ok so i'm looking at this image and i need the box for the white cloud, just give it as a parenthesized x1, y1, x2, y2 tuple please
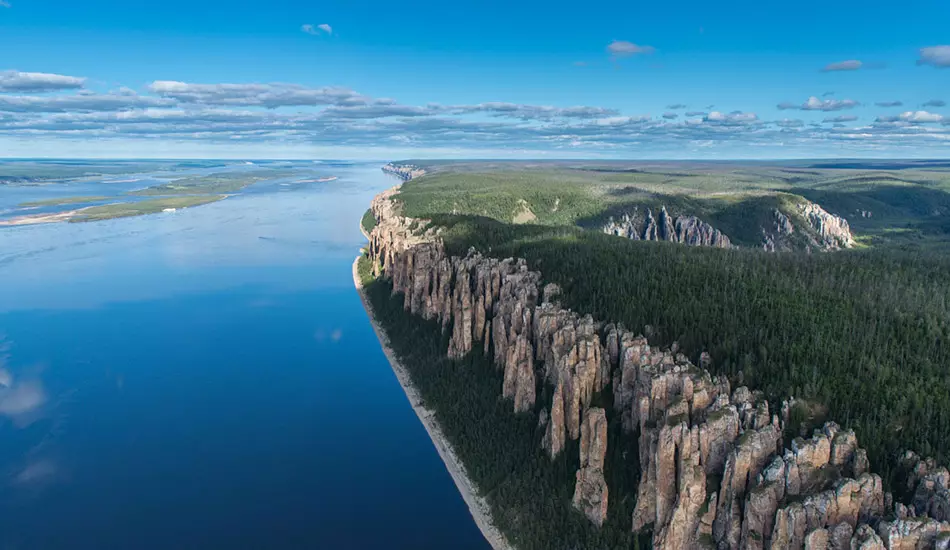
(302, 23, 332, 36)
(2, 71, 949, 156)
(822, 60, 862, 72)
(0, 70, 86, 93)
(779, 96, 859, 111)
(607, 40, 655, 57)
(704, 111, 758, 124)
(899, 111, 944, 123)
(0, 91, 173, 113)
(147, 81, 367, 108)
(449, 102, 618, 119)
(918, 46, 950, 68)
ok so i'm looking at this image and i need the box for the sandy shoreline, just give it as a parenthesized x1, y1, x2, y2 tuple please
(351, 254, 513, 550)
(0, 209, 79, 226)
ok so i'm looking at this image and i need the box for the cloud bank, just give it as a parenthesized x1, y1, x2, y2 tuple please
(0, 71, 86, 93)
(2, 72, 949, 157)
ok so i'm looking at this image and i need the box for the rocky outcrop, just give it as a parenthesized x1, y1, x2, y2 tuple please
(382, 162, 426, 181)
(573, 407, 609, 526)
(799, 202, 855, 250)
(763, 202, 855, 252)
(603, 206, 732, 248)
(365, 181, 950, 546)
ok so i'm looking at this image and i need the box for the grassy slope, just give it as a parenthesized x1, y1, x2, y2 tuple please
(360, 209, 377, 235)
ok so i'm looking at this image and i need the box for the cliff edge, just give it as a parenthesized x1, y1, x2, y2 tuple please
(362, 180, 950, 550)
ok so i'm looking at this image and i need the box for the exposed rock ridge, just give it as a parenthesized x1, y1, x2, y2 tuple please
(763, 202, 855, 252)
(603, 206, 733, 248)
(798, 202, 855, 250)
(365, 182, 950, 548)
(382, 162, 427, 181)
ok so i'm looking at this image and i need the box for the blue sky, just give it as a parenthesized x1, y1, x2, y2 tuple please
(1, 0, 949, 158)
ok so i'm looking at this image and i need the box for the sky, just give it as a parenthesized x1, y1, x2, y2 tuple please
(1, 0, 949, 159)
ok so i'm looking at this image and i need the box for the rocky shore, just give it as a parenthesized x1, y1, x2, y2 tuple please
(351, 247, 512, 550)
(361, 179, 950, 549)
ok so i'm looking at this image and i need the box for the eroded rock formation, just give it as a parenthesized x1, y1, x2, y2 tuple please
(573, 407, 609, 526)
(763, 202, 855, 252)
(799, 202, 855, 250)
(366, 180, 950, 548)
(603, 206, 733, 248)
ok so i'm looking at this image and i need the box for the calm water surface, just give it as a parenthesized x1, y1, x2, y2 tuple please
(0, 162, 490, 550)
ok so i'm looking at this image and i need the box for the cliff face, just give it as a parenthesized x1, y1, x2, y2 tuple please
(763, 202, 855, 252)
(603, 206, 733, 248)
(365, 182, 950, 549)
(382, 163, 427, 181)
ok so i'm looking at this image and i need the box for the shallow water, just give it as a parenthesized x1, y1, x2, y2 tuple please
(0, 162, 491, 549)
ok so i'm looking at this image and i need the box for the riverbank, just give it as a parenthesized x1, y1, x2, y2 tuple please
(351, 254, 513, 550)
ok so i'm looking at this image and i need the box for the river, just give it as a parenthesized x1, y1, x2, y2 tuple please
(0, 161, 491, 549)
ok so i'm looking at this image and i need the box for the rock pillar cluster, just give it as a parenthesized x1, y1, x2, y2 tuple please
(366, 183, 950, 547)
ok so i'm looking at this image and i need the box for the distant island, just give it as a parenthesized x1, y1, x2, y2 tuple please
(356, 161, 950, 549)
(2, 169, 290, 226)
(1, 196, 227, 226)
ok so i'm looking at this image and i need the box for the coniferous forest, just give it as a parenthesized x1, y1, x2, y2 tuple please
(428, 214, 950, 482)
(363, 264, 652, 550)
(363, 162, 950, 548)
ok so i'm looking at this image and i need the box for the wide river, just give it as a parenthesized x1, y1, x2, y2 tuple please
(0, 161, 490, 549)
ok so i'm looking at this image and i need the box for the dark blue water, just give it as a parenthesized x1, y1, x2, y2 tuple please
(0, 163, 491, 550)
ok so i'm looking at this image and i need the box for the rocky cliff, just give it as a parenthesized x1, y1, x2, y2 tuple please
(382, 162, 427, 181)
(603, 206, 733, 248)
(365, 181, 950, 549)
(762, 202, 855, 252)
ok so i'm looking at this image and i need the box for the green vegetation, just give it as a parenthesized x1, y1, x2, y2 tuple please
(356, 253, 375, 287)
(19, 195, 111, 207)
(364, 274, 651, 550)
(382, 160, 950, 488)
(426, 213, 950, 482)
(130, 171, 285, 195)
(361, 208, 377, 235)
(69, 195, 226, 222)
(396, 162, 950, 250)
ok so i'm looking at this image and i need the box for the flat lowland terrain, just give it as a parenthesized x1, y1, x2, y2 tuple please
(69, 195, 227, 222)
(19, 196, 112, 207)
(129, 171, 289, 195)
